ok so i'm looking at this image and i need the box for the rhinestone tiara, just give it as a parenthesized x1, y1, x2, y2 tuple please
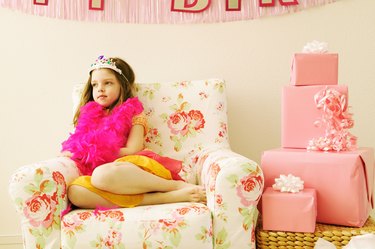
(90, 55, 122, 75)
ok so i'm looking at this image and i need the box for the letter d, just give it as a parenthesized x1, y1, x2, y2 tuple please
(171, 0, 211, 12)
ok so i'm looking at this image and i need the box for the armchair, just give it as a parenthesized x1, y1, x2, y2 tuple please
(9, 79, 264, 249)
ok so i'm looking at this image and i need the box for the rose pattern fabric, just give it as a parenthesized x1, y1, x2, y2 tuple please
(198, 147, 263, 249)
(24, 193, 57, 228)
(9, 79, 263, 249)
(137, 80, 230, 165)
(9, 157, 79, 249)
(60, 203, 212, 248)
(164, 97, 206, 152)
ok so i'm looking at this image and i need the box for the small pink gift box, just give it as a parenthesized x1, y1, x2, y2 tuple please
(261, 148, 375, 227)
(281, 85, 348, 149)
(291, 53, 338, 85)
(262, 187, 317, 233)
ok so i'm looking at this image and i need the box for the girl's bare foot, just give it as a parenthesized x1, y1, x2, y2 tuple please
(168, 186, 206, 203)
(140, 185, 207, 205)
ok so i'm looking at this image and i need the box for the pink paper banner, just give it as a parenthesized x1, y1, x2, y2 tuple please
(0, 0, 336, 23)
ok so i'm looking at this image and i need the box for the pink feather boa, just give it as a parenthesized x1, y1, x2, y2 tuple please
(61, 97, 143, 175)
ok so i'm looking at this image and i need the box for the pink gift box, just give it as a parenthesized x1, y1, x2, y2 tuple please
(262, 187, 317, 233)
(291, 53, 338, 85)
(282, 85, 348, 149)
(261, 147, 375, 227)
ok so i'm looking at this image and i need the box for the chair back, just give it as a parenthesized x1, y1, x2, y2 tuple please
(73, 79, 230, 181)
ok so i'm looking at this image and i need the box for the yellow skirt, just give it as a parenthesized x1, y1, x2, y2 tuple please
(70, 155, 174, 207)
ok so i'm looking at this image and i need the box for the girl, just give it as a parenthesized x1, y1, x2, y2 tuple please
(62, 55, 205, 208)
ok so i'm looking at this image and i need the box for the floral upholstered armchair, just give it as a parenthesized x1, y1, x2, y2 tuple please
(9, 79, 264, 249)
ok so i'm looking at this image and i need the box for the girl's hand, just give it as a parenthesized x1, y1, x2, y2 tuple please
(60, 151, 73, 158)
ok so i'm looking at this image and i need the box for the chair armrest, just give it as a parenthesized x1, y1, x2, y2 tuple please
(195, 147, 264, 249)
(9, 157, 79, 249)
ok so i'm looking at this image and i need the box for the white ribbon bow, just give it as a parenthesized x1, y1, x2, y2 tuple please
(272, 174, 304, 193)
(302, 40, 328, 53)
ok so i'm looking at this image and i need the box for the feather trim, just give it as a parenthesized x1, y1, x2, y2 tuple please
(61, 97, 144, 175)
(93, 205, 118, 217)
(60, 203, 72, 218)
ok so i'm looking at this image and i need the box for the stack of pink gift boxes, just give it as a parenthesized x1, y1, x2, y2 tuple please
(261, 41, 375, 233)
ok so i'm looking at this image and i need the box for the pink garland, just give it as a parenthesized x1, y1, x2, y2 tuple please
(0, 0, 336, 24)
(307, 87, 357, 152)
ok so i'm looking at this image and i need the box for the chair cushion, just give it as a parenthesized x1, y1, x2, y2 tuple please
(61, 203, 213, 249)
(136, 79, 230, 181)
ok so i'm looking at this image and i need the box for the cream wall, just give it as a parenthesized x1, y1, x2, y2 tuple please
(1, 0, 374, 239)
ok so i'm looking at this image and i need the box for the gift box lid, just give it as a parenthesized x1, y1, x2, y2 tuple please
(290, 53, 338, 85)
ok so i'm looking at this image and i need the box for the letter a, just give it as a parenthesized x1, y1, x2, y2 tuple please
(171, 0, 211, 12)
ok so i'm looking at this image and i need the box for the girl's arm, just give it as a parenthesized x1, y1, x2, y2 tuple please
(118, 124, 145, 157)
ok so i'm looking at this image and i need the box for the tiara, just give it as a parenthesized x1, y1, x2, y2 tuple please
(90, 55, 122, 75)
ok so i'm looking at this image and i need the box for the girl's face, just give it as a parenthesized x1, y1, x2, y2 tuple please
(91, 68, 121, 108)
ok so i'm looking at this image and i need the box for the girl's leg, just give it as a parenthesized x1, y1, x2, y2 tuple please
(68, 185, 117, 209)
(91, 162, 195, 195)
(68, 185, 206, 209)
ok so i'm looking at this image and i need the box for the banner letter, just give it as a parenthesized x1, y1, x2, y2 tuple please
(171, 0, 211, 12)
(280, 0, 298, 6)
(226, 0, 241, 11)
(89, 0, 104, 10)
(33, 0, 48, 5)
(259, 0, 298, 7)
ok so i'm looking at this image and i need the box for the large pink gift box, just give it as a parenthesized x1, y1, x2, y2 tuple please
(262, 187, 317, 233)
(290, 53, 338, 85)
(261, 148, 374, 227)
(282, 85, 348, 149)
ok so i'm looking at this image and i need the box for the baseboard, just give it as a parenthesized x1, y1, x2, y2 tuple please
(0, 235, 22, 245)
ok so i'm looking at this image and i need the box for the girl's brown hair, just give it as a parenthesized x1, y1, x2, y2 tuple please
(73, 57, 135, 126)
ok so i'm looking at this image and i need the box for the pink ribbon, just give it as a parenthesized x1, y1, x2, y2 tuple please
(308, 87, 357, 152)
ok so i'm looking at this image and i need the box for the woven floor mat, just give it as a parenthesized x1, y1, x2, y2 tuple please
(256, 217, 375, 249)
